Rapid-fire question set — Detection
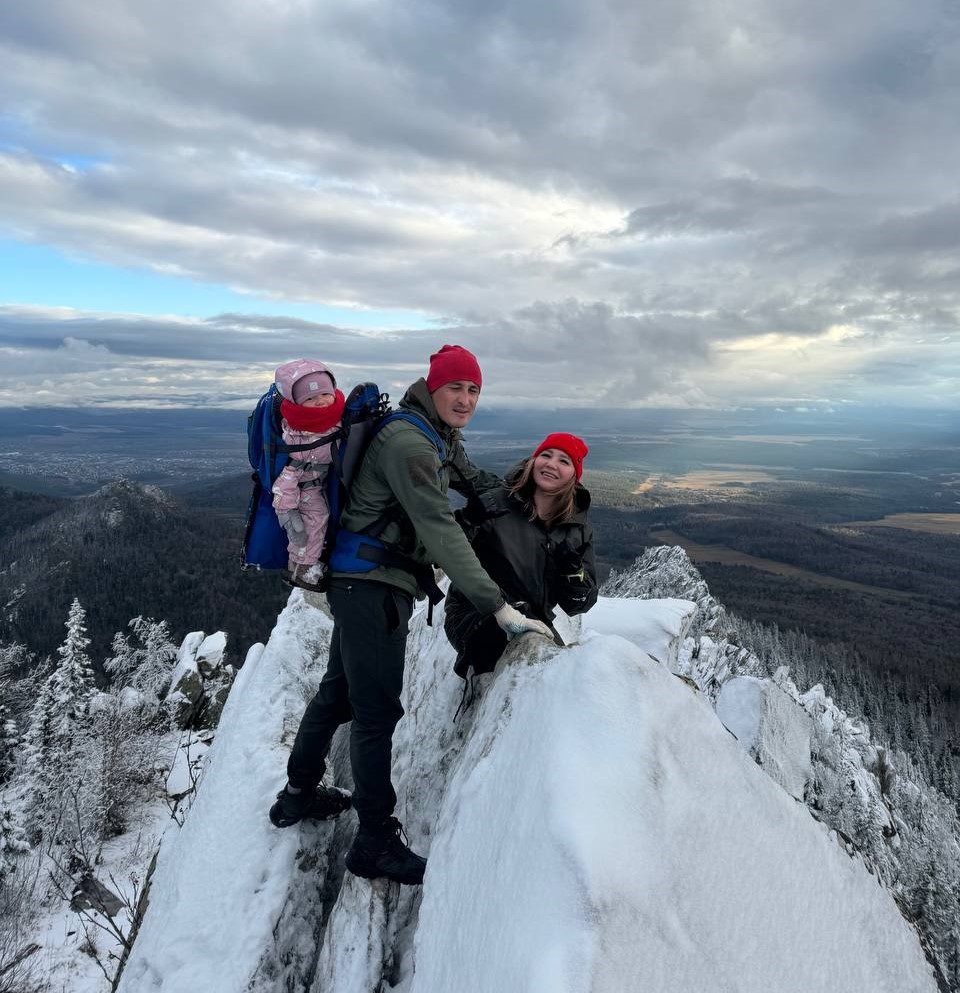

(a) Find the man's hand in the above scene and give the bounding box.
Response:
[494,603,553,641]
[277,509,306,536]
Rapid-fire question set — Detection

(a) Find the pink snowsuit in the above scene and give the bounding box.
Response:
[271,360,341,567]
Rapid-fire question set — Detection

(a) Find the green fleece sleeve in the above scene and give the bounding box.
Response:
[380,427,505,615]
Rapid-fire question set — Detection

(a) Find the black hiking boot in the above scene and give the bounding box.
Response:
[344,817,427,885]
[269,783,352,828]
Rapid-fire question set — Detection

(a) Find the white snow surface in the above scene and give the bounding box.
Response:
[118,593,937,993]
[165,630,204,694]
[716,673,764,750]
[580,594,695,659]
[196,630,227,668]
[117,597,346,993]
[717,675,814,800]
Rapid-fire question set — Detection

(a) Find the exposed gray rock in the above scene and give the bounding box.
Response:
[71,873,125,917]
[166,666,204,729]
[201,672,234,728]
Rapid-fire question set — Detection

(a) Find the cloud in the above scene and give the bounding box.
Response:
[0,0,959,406]
[2,301,957,409]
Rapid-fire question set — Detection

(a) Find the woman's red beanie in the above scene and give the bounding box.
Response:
[426,344,482,392]
[532,433,589,480]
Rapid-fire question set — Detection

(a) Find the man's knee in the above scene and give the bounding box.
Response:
[349,697,404,733]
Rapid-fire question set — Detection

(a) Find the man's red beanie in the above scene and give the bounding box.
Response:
[426,344,482,393]
[532,433,589,481]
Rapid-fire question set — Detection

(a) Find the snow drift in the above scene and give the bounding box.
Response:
[117,584,939,993]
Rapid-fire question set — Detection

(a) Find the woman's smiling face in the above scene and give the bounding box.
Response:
[532,448,576,494]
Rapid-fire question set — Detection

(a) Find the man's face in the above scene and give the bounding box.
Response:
[431,380,480,429]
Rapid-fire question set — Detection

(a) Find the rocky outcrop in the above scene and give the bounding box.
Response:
[165,630,234,730]
[602,545,728,638]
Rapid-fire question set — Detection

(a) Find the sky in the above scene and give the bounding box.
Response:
[1,0,959,410]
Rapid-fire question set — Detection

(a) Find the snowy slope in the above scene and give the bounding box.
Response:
[116,594,353,992]
[411,603,934,993]
[116,590,938,993]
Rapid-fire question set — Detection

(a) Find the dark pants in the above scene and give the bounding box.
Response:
[287,578,412,826]
[444,588,508,678]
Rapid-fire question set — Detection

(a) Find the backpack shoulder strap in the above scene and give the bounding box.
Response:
[376,411,446,462]
[357,411,446,544]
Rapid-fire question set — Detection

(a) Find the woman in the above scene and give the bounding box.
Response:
[445,432,598,681]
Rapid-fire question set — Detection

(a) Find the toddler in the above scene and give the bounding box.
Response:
[271,359,345,590]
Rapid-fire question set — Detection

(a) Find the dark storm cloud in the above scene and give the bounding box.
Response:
[0,307,437,365]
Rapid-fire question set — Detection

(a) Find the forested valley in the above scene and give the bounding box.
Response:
[1,472,957,818]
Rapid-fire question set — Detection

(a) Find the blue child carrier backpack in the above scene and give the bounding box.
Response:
[240,383,339,570]
[241,383,445,577]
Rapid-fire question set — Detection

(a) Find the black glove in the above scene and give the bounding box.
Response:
[553,541,587,581]
[457,491,507,530]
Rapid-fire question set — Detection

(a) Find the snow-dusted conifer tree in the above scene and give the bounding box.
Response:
[128,616,177,696]
[105,616,178,698]
[24,672,57,786]
[0,699,16,785]
[23,600,97,840]
[0,807,28,879]
[104,628,137,687]
[51,598,96,738]
[0,663,18,785]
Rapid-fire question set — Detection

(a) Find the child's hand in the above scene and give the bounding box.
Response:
[277,509,306,535]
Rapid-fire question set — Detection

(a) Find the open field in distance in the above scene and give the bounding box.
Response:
[844,513,960,535]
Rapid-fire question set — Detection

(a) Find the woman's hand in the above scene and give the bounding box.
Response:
[554,541,587,580]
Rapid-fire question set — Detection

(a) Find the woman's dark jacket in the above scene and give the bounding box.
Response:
[445,468,598,677]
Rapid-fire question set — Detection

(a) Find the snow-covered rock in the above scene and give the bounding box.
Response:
[716,674,814,800]
[167,631,204,703]
[602,545,727,637]
[116,592,939,993]
[580,594,695,665]
[164,630,233,730]
[201,677,232,727]
[598,549,960,981]
[195,632,227,679]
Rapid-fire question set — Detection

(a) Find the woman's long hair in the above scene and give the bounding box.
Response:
[508,457,577,526]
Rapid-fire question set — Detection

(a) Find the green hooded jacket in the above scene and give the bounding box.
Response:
[332,378,505,614]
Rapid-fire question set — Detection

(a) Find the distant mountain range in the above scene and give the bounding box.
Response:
[0,478,287,668]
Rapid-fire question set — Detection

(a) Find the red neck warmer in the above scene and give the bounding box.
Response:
[281,391,345,433]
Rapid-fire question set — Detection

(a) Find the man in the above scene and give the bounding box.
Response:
[269,345,551,885]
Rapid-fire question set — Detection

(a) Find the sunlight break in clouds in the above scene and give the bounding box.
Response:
[1,0,959,407]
